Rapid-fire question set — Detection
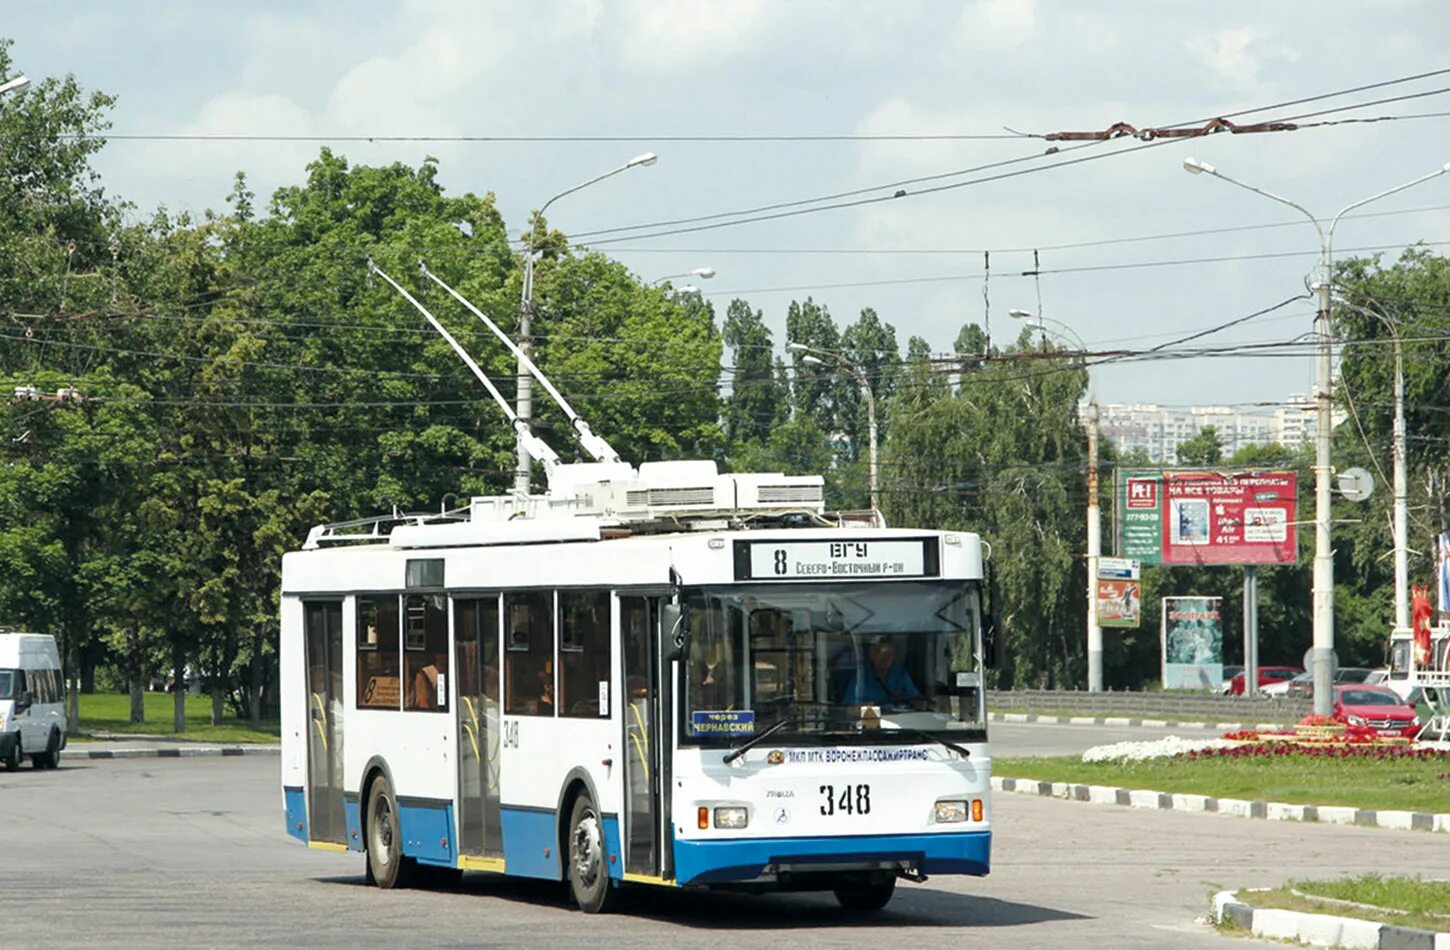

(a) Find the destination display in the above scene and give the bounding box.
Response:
[734,539,938,581]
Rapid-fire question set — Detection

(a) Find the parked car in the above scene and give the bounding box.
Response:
[1266,670,1310,697]
[1226,666,1302,696]
[1334,667,1373,684]
[1364,668,1389,685]
[1219,665,1244,694]
[1332,685,1420,738]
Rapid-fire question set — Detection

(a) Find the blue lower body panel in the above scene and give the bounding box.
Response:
[673,830,991,886]
[343,794,362,851]
[399,799,456,867]
[283,786,307,843]
[603,814,623,881]
[501,807,561,880]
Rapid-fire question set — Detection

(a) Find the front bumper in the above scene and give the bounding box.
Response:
[673,829,991,885]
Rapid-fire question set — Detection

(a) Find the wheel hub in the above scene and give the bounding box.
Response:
[571,812,602,888]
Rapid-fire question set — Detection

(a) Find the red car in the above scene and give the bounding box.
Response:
[1332,685,1420,738]
[1226,665,1303,695]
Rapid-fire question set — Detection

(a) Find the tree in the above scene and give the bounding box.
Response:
[1176,425,1224,466]
[721,299,786,447]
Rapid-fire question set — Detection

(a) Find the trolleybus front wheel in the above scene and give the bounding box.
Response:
[566,790,618,913]
[366,774,415,889]
[834,878,896,911]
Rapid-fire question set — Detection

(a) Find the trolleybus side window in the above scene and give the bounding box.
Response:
[357,595,402,709]
[505,591,554,716]
[559,590,612,718]
[404,593,449,712]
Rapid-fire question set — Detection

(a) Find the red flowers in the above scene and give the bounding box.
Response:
[1185,741,1448,761]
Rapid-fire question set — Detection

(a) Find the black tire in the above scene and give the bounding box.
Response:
[42,730,60,769]
[365,775,415,889]
[566,791,618,913]
[833,878,896,911]
[3,738,18,772]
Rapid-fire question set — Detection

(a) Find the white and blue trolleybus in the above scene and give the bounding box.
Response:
[278,262,992,912]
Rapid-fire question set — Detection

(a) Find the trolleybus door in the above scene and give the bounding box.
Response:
[454,595,503,859]
[303,601,346,846]
[620,596,665,878]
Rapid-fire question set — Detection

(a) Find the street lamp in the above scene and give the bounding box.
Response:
[651,267,715,286]
[1334,296,1409,635]
[1182,155,1450,715]
[787,341,881,517]
[515,153,658,495]
[0,74,28,97]
[1010,309,1103,692]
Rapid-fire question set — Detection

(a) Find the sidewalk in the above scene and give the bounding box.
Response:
[63,733,279,759]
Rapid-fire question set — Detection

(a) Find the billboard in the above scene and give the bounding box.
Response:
[1161,596,1223,690]
[1095,557,1141,628]
[1116,469,1298,566]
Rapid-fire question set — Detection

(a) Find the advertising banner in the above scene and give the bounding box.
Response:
[1116,470,1298,566]
[1096,579,1141,628]
[1161,596,1223,690]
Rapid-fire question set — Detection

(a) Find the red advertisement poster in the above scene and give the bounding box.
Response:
[1160,471,1297,565]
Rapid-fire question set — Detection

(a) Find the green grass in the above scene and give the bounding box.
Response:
[995,753,1450,813]
[78,692,279,744]
[1239,876,1450,933]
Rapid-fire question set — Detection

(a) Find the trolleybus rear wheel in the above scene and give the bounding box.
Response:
[366,775,415,889]
[834,878,896,911]
[566,791,618,913]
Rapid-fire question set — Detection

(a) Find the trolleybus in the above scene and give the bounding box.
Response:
[278,263,992,912]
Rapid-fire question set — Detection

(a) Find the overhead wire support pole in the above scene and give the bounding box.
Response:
[418,262,622,465]
[1182,156,1450,716]
[368,259,560,481]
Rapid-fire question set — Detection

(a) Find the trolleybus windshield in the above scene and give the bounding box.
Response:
[681,580,984,745]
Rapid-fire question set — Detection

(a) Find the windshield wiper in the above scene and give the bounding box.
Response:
[883,725,972,759]
[721,716,842,765]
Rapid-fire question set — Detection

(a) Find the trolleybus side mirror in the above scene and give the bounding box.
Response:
[662,602,689,661]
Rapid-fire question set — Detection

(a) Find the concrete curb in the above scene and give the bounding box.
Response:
[992,776,1450,834]
[1212,889,1450,949]
[61,745,280,759]
[990,711,1289,731]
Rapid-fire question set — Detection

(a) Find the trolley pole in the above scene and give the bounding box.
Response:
[1086,399,1103,692]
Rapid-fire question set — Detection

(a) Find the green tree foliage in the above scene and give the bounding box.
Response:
[885,328,1090,687]
[1176,425,1224,465]
[721,299,785,447]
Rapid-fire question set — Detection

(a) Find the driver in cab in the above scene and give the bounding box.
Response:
[845,636,930,711]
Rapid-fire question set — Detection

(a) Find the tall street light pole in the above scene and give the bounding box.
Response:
[1010,310,1102,691]
[650,267,715,286]
[515,152,657,496]
[1335,296,1409,633]
[787,341,880,517]
[1183,156,1450,715]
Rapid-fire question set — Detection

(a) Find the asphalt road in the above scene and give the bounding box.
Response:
[8,755,1449,948]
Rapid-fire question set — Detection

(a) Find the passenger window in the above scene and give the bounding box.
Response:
[504,591,554,717]
[404,593,449,712]
[357,595,402,709]
[559,591,612,718]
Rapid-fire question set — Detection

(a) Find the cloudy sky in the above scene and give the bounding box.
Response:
[6,1,1448,408]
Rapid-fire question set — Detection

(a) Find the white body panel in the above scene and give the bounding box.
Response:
[0,633,67,757]
[280,525,989,884]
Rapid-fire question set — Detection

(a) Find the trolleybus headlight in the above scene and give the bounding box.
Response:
[713,806,749,829]
[934,800,967,823]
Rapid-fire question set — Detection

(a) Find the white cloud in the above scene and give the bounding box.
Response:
[1184,27,1301,90]
[955,0,1038,49]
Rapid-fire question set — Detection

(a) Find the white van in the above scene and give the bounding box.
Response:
[0,633,67,771]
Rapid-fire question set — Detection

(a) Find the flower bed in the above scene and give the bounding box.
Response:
[1186,741,1448,761]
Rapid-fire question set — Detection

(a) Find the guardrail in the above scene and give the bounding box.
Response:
[987,688,1312,722]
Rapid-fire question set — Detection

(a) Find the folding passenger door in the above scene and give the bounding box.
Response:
[619,596,667,879]
[303,601,346,845]
[454,595,503,862]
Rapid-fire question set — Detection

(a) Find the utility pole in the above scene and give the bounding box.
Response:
[1182,156,1450,716]
[1086,399,1103,691]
